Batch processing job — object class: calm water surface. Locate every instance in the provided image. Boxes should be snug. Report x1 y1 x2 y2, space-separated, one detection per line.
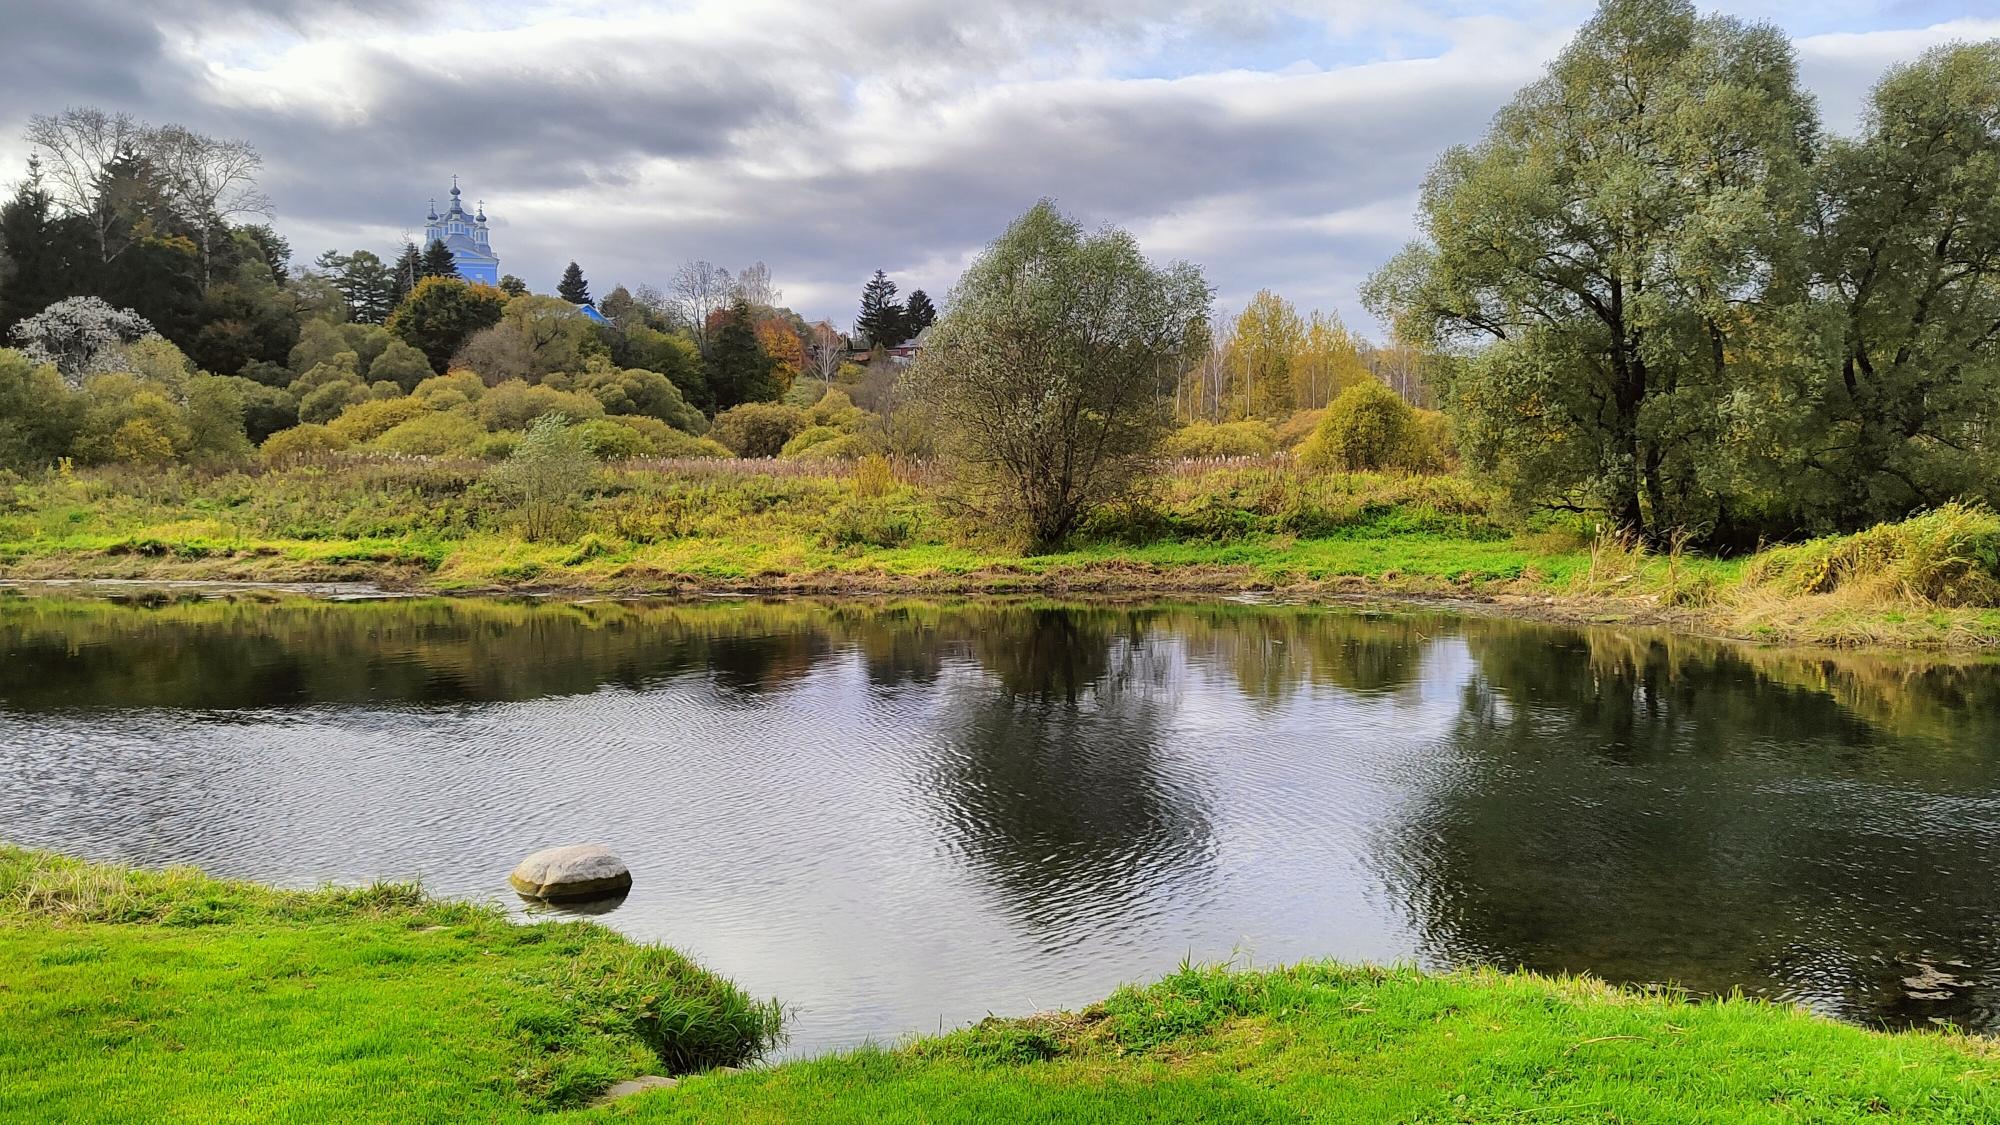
3 593 1998 1054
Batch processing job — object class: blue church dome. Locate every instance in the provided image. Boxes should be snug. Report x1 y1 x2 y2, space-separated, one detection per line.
422 176 499 286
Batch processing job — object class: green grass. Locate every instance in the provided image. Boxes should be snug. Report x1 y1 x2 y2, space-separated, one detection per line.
5 458 2000 649
0 847 782 1123
6 849 2000 1122
629 962 2000 1124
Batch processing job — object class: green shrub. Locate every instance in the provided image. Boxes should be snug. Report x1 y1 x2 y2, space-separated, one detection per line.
572 418 649 460
0 349 82 471
367 339 434 392
371 411 487 456
583 415 730 459
474 379 604 432
1300 381 1419 472
328 396 432 443
297 378 369 425
711 402 807 458
1162 419 1278 458
414 371 486 403
470 431 521 460
576 364 706 434
260 423 350 467
778 425 843 458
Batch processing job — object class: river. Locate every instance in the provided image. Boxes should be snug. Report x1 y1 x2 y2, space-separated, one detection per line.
2 593 1996 1054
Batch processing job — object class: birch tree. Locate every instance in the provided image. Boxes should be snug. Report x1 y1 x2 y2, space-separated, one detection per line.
150 125 270 285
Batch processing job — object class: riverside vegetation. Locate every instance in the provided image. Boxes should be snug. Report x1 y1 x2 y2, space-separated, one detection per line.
8 846 2000 1123
4 4 2000 651
3 452 1999 650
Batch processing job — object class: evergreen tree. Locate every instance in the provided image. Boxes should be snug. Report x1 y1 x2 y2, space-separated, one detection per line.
81 150 202 344
904 288 937 335
419 238 458 280
498 274 529 298
856 269 906 347
315 249 396 323
557 261 591 306
0 159 90 334
391 241 423 302
704 297 781 409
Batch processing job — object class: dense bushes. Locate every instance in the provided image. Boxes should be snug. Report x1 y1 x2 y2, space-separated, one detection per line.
711 402 807 458
1162 420 1278 459
1298 381 1448 473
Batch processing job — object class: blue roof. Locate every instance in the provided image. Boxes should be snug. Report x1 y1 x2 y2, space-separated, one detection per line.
575 303 610 324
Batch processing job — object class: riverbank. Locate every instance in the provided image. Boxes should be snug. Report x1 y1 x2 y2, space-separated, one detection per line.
640 962 2000 1124
3 457 1997 651
6 850 1997 1123
0 847 780 1122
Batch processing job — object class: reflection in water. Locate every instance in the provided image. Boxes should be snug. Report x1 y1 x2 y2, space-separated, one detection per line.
1376 624 2000 1031
932 609 1213 944
2 592 1998 1050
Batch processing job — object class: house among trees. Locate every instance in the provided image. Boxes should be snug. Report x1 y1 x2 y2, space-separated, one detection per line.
421 177 499 285
886 327 929 366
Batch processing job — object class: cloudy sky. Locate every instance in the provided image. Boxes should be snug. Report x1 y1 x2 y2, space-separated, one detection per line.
3 0 1994 334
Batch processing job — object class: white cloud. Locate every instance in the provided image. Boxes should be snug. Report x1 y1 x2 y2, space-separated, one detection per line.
0 0 1988 333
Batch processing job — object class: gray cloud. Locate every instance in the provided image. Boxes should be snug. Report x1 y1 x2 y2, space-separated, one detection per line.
0 0 1987 329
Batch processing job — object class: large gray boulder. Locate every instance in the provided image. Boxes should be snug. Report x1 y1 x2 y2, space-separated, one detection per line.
508 843 632 901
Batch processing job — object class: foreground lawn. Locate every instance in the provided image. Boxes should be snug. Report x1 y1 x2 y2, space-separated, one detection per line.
5 849 1999 1123
0 847 780 1123
636 963 2000 1124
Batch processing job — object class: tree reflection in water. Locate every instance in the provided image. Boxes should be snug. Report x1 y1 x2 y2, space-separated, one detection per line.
921 607 1216 946
1374 621 2000 1031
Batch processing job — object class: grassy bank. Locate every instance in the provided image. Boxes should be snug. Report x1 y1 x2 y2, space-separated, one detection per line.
635 962 2000 1124
2 455 1998 649
0 847 781 1122
7 849 1999 1123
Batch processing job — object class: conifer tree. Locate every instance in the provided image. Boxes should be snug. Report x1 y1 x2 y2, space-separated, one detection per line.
391 241 422 302
557 261 591 306
705 297 781 409
498 274 528 298
419 238 457 280
904 288 937 335
856 269 905 347
0 159 88 333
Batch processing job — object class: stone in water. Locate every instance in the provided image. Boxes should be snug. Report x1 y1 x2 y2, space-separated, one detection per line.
509 843 633 901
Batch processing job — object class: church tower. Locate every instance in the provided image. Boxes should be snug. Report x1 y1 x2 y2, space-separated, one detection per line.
422 177 500 285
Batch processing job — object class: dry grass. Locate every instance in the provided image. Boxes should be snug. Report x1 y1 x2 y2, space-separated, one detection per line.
1744 502 2000 607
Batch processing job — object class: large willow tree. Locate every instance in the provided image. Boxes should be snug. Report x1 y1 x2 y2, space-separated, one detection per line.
908 201 1210 551
1372 0 2000 545
1793 43 2000 528
1366 0 1817 545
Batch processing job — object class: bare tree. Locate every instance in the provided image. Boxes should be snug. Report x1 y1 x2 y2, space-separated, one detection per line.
26 108 147 263
26 108 269 280
809 320 844 390
732 261 780 307
150 125 271 284
670 260 732 353
632 283 675 328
